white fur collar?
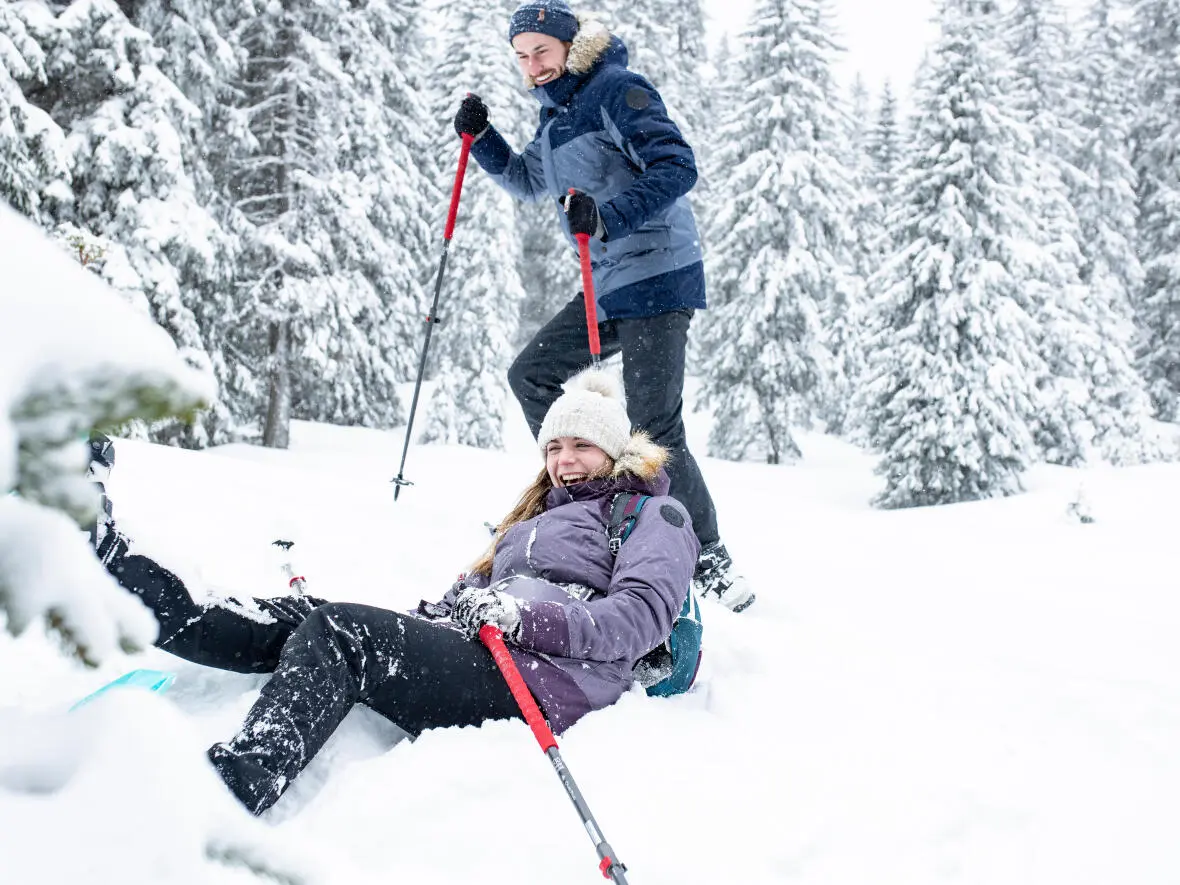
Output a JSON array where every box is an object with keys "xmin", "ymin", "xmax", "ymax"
[{"xmin": 612, "ymin": 431, "xmax": 669, "ymax": 482}]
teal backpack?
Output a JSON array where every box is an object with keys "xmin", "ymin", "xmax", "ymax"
[{"xmin": 607, "ymin": 493, "xmax": 704, "ymax": 697}]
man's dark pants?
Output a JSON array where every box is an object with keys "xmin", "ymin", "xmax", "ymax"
[{"xmin": 508, "ymin": 294, "xmax": 719, "ymax": 546}]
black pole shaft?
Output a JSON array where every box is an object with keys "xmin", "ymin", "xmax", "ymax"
[
  {"xmin": 545, "ymin": 746, "xmax": 630, "ymax": 884},
  {"xmin": 392, "ymin": 240, "xmax": 450, "ymax": 499},
  {"xmin": 392, "ymin": 133, "xmax": 471, "ymax": 499}
]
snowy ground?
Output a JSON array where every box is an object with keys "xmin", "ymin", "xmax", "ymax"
[{"xmin": 3, "ymin": 386, "xmax": 1180, "ymax": 885}]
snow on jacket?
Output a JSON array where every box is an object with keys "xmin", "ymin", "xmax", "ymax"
[
  {"xmin": 469, "ymin": 19, "xmax": 707, "ymax": 321},
  {"xmin": 418, "ymin": 436, "xmax": 699, "ymax": 733}
]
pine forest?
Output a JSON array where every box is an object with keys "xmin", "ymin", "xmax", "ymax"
[{"xmin": 3, "ymin": 0, "xmax": 1178, "ymax": 509}]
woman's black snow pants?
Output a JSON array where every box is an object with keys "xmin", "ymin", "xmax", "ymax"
[{"xmin": 106, "ymin": 552, "xmax": 521, "ymax": 814}]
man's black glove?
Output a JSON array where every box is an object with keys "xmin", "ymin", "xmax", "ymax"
[
  {"xmin": 454, "ymin": 93, "xmax": 489, "ymax": 139},
  {"xmin": 564, "ymin": 189, "xmax": 604, "ymax": 239}
]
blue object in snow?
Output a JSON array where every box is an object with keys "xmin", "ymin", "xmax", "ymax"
[{"xmin": 70, "ymin": 668, "xmax": 176, "ymax": 712}]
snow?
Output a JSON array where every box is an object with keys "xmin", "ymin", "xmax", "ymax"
[
  {"xmin": 0, "ymin": 207, "xmax": 209, "ymax": 481},
  {"xmin": 3, "ymin": 386, "xmax": 1180, "ymax": 884},
  {"xmin": 0, "ymin": 204, "xmax": 212, "ymax": 665}
]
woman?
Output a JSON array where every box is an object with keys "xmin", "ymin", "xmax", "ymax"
[{"xmin": 97, "ymin": 369, "xmax": 698, "ymax": 814}]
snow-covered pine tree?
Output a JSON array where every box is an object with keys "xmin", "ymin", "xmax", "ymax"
[
  {"xmin": 1074, "ymin": 0, "xmax": 1141, "ymax": 303},
  {"xmin": 1131, "ymin": 0, "xmax": 1180, "ymax": 422},
  {"xmin": 1003, "ymin": 0, "xmax": 1089, "ymax": 465},
  {"xmin": 419, "ymin": 0, "xmax": 526, "ymax": 448},
  {"xmin": 825, "ymin": 72, "xmax": 876, "ymax": 436},
  {"xmin": 1066, "ymin": 0, "xmax": 1158, "ymax": 462},
  {"xmin": 296, "ymin": 0, "xmax": 438, "ymax": 426},
  {"xmin": 866, "ymin": 80, "xmax": 902, "ymax": 215},
  {"xmin": 696, "ymin": 0, "xmax": 856, "ymax": 463},
  {"xmin": 337, "ymin": 0, "xmax": 439, "ymax": 372},
  {"xmin": 127, "ymin": 0, "xmax": 255, "ymax": 445},
  {"xmin": 663, "ymin": 0, "xmax": 713, "ymax": 149},
  {"xmin": 18, "ymin": 0, "xmax": 225, "ymax": 446},
  {"xmin": 228, "ymin": 3, "xmax": 344, "ymax": 448},
  {"xmin": 847, "ymin": 74, "xmax": 871, "ymax": 157},
  {"xmin": 131, "ymin": 0, "xmax": 245, "ymax": 205},
  {"xmin": 0, "ymin": 3, "xmax": 69, "ymax": 222},
  {"xmin": 852, "ymin": 81, "xmax": 905, "ymax": 412},
  {"xmin": 1, "ymin": 204, "xmax": 210, "ymax": 665},
  {"xmin": 853, "ymin": 0, "xmax": 1044, "ymax": 508},
  {"xmin": 1006, "ymin": 0, "xmax": 1154, "ymax": 464},
  {"xmin": 711, "ymin": 30, "xmax": 737, "ymax": 105},
  {"xmin": 227, "ymin": 0, "xmax": 433, "ymax": 447}
]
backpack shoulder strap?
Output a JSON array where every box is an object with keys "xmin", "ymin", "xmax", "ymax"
[{"xmin": 607, "ymin": 492, "xmax": 650, "ymax": 555}]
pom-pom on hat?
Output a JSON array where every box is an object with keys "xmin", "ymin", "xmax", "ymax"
[
  {"xmin": 537, "ymin": 368, "xmax": 632, "ymax": 459},
  {"xmin": 508, "ymin": 0, "xmax": 579, "ymax": 44}
]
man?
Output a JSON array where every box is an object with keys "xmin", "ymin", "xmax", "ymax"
[{"xmin": 452, "ymin": 0, "xmax": 754, "ymax": 612}]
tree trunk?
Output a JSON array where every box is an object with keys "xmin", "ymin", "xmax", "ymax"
[{"xmin": 263, "ymin": 317, "xmax": 291, "ymax": 449}]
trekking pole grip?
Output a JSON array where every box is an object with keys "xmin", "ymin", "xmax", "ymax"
[
  {"xmin": 570, "ymin": 189, "xmax": 602, "ymax": 364},
  {"xmin": 479, "ymin": 625, "xmax": 557, "ymax": 751},
  {"xmin": 445, "ymin": 133, "xmax": 475, "ymax": 242}
]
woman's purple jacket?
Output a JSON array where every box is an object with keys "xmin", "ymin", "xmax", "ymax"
[{"xmin": 419, "ymin": 468, "xmax": 698, "ymax": 733}]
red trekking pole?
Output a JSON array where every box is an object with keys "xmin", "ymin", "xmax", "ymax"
[
  {"xmin": 570, "ymin": 188, "xmax": 602, "ymax": 368},
  {"xmin": 392, "ymin": 131, "xmax": 474, "ymax": 500},
  {"xmin": 479, "ymin": 625, "xmax": 630, "ymax": 884}
]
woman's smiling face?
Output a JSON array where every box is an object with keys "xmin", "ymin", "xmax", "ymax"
[{"xmin": 545, "ymin": 437, "xmax": 610, "ymax": 487}]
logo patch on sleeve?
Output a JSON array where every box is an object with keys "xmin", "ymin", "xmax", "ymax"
[
  {"xmin": 625, "ymin": 87, "xmax": 650, "ymax": 110},
  {"xmin": 660, "ymin": 504, "xmax": 685, "ymax": 528}
]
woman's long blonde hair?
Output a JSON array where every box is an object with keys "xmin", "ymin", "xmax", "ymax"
[{"xmin": 467, "ymin": 456, "xmax": 614, "ymax": 578}]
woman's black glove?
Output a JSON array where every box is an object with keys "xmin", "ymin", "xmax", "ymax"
[
  {"xmin": 564, "ymin": 189, "xmax": 604, "ymax": 239},
  {"xmin": 454, "ymin": 93, "xmax": 489, "ymax": 139}
]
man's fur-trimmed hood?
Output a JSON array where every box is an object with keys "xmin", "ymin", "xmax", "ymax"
[
  {"xmin": 522, "ymin": 14, "xmax": 614, "ymax": 89},
  {"xmin": 565, "ymin": 15, "xmax": 613, "ymax": 77}
]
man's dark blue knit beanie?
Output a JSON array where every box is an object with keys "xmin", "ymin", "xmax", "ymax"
[{"xmin": 508, "ymin": 1, "xmax": 579, "ymax": 44}]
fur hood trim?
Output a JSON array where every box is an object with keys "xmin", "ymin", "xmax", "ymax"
[
  {"xmin": 566, "ymin": 16, "xmax": 612, "ymax": 76},
  {"xmin": 611, "ymin": 430, "xmax": 669, "ymax": 482},
  {"xmin": 522, "ymin": 14, "xmax": 612, "ymax": 88}
]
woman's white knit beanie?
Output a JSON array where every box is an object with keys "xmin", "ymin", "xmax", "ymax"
[{"xmin": 537, "ymin": 368, "xmax": 631, "ymax": 459}]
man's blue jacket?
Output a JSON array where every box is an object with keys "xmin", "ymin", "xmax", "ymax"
[{"xmin": 470, "ymin": 23, "xmax": 707, "ymax": 320}]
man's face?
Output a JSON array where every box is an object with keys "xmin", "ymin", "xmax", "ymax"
[{"xmin": 512, "ymin": 32, "xmax": 570, "ymax": 86}]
